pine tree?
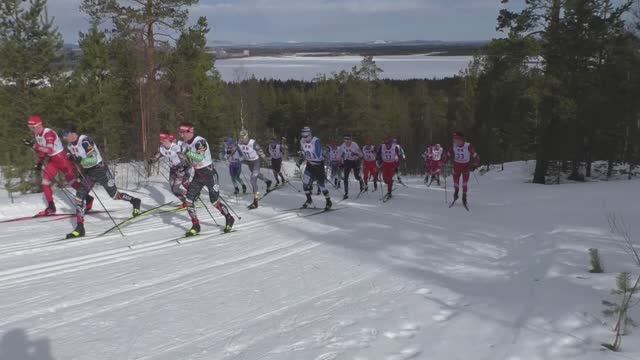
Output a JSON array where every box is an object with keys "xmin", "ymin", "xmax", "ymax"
[{"xmin": 0, "ymin": 0, "xmax": 63, "ymax": 187}]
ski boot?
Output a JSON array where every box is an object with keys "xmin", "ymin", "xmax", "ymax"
[
  {"xmin": 302, "ymin": 194, "xmax": 313, "ymax": 209},
  {"xmin": 343, "ymin": 193, "xmax": 349, "ymax": 200},
  {"xmin": 37, "ymin": 202, "xmax": 56, "ymax": 217},
  {"xmin": 85, "ymin": 195, "xmax": 94, "ymax": 212},
  {"xmin": 364, "ymin": 185, "xmax": 369, "ymax": 192},
  {"xmin": 453, "ymin": 189, "xmax": 459, "ymax": 202},
  {"xmin": 131, "ymin": 198, "xmax": 142, "ymax": 217},
  {"xmin": 275, "ymin": 180, "xmax": 281, "ymax": 187},
  {"xmin": 374, "ymin": 182, "xmax": 378, "ymax": 191},
  {"xmin": 224, "ymin": 215, "xmax": 235, "ymax": 233},
  {"xmin": 248, "ymin": 196, "xmax": 259, "ymax": 210},
  {"xmin": 242, "ymin": 184, "xmax": 247, "ymax": 194},
  {"xmin": 66, "ymin": 223, "xmax": 85, "ymax": 239},
  {"xmin": 462, "ymin": 193, "xmax": 468, "ymax": 207},
  {"xmin": 334, "ymin": 178, "xmax": 339, "ymax": 188},
  {"xmin": 234, "ymin": 187, "xmax": 240, "ymax": 196},
  {"xmin": 185, "ymin": 223, "xmax": 200, "ymax": 237},
  {"xmin": 325, "ymin": 197, "xmax": 332, "ymax": 210},
  {"xmin": 266, "ymin": 180, "xmax": 273, "ymax": 193}
]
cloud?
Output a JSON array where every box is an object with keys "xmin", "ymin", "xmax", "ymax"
[{"xmin": 46, "ymin": 0, "xmax": 508, "ymax": 43}]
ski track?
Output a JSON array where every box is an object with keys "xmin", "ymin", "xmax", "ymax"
[{"xmin": 1, "ymin": 161, "xmax": 640, "ymax": 359}]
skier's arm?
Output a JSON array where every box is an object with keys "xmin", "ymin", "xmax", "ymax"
[
  {"xmin": 32, "ymin": 131, "xmax": 58, "ymax": 156},
  {"xmin": 254, "ymin": 142, "xmax": 268, "ymax": 161},
  {"xmin": 469, "ymin": 144, "xmax": 480, "ymax": 166},
  {"xmin": 147, "ymin": 150, "xmax": 162, "ymax": 165}
]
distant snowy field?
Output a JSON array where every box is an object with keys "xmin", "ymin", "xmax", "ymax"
[
  {"xmin": 0, "ymin": 161, "xmax": 639, "ymax": 360},
  {"xmin": 216, "ymin": 55, "xmax": 473, "ymax": 81}
]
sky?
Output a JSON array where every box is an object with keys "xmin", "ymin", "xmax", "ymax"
[{"xmin": 49, "ymin": 0, "xmax": 518, "ymax": 44}]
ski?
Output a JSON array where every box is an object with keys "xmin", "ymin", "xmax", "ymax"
[
  {"xmin": 100, "ymin": 201, "xmax": 175, "ymax": 236},
  {"xmin": 449, "ymin": 198, "xmax": 458, "ymax": 208},
  {"xmin": 174, "ymin": 227, "xmax": 237, "ymax": 244},
  {"xmin": 297, "ymin": 207, "xmax": 346, "ymax": 218},
  {"xmin": 1, "ymin": 213, "xmax": 76, "ymax": 223},
  {"xmin": 382, "ymin": 194, "xmax": 393, "ymax": 203},
  {"xmin": 44, "ymin": 210, "xmax": 111, "ymax": 222}
]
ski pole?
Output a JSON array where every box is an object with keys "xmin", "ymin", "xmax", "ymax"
[
  {"xmin": 473, "ymin": 171, "xmax": 480, "ymax": 185},
  {"xmin": 444, "ymin": 170, "xmax": 448, "ymax": 204},
  {"xmin": 219, "ymin": 195, "xmax": 242, "ymax": 220},
  {"xmin": 198, "ymin": 198, "xmax": 219, "ymax": 226},
  {"xmin": 73, "ymin": 163, "xmax": 125, "ymax": 238}
]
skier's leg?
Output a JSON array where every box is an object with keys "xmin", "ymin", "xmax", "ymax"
[
  {"xmin": 452, "ymin": 166, "xmax": 461, "ymax": 198},
  {"xmin": 41, "ymin": 161, "xmax": 59, "ymax": 207},
  {"xmin": 462, "ymin": 169, "xmax": 470, "ymax": 195},
  {"xmin": 343, "ymin": 162, "xmax": 351, "ymax": 195},
  {"xmin": 170, "ymin": 169, "xmax": 187, "ymax": 203},
  {"xmin": 249, "ymin": 160, "xmax": 259, "ymax": 194},
  {"xmin": 185, "ymin": 174, "xmax": 204, "ymax": 226},
  {"xmin": 302, "ymin": 166, "xmax": 314, "ymax": 204}
]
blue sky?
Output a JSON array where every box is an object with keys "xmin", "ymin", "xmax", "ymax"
[{"xmin": 50, "ymin": 0, "xmax": 517, "ymax": 44}]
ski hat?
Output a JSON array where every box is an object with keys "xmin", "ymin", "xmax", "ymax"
[
  {"xmin": 27, "ymin": 115, "xmax": 43, "ymax": 127},
  {"xmin": 301, "ymin": 126, "xmax": 312, "ymax": 138},
  {"xmin": 452, "ymin": 131, "xmax": 464, "ymax": 140},
  {"xmin": 159, "ymin": 132, "xmax": 171, "ymax": 142},
  {"xmin": 364, "ymin": 137, "xmax": 372, "ymax": 145},
  {"xmin": 383, "ymin": 136, "xmax": 392, "ymax": 144},
  {"xmin": 169, "ymin": 134, "xmax": 176, "ymax": 142},
  {"xmin": 61, "ymin": 123, "xmax": 78, "ymax": 137},
  {"xmin": 343, "ymin": 134, "xmax": 352, "ymax": 141},
  {"xmin": 239, "ymin": 129, "xmax": 249, "ymax": 139},
  {"xmin": 224, "ymin": 136, "xmax": 235, "ymax": 145}
]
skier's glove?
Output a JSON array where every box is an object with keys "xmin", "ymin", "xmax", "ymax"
[
  {"xmin": 34, "ymin": 162, "xmax": 43, "ymax": 172},
  {"xmin": 22, "ymin": 138, "xmax": 34, "ymax": 147}
]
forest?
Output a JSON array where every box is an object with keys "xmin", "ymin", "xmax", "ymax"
[{"xmin": 1, "ymin": 0, "xmax": 639, "ymax": 186}]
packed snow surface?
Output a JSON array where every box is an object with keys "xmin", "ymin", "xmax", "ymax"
[{"xmin": 0, "ymin": 161, "xmax": 638, "ymax": 359}]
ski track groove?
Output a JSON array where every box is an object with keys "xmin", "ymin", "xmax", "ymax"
[
  {"xmin": 5, "ymin": 240, "xmax": 325, "ymax": 333},
  {"xmin": 0, "ymin": 210, "xmax": 298, "ymax": 259},
  {"xmin": 0, "ymin": 212, "xmax": 299, "ymax": 288},
  {"xmin": 136, "ymin": 270, "xmax": 383, "ymax": 360}
]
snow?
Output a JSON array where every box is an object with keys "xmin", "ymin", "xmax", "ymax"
[{"xmin": 0, "ymin": 161, "xmax": 639, "ymax": 359}]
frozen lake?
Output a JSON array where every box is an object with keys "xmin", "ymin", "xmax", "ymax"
[{"xmin": 216, "ymin": 54, "xmax": 473, "ymax": 81}]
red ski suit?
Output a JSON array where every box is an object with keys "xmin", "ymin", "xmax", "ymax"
[
  {"xmin": 32, "ymin": 128, "xmax": 78, "ymax": 202},
  {"xmin": 445, "ymin": 142, "xmax": 479, "ymax": 194}
]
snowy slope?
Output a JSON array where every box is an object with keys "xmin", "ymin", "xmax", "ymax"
[{"xmin": 0, "ymin": 161, "xmax": 639, "ymax": 360}]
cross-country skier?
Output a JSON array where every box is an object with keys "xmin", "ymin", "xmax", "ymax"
[
  {"xmin": 222, "ymin": 137, "xmax": 247, "ymax": 195},
  {"xmin": 237, "ymin": 129, "xmax": 272, "ymax": 209},
  {"xmin": 148, "ymin": 132, "xmax": 192, "ymax": 208},
  {"xmin": 424, "ymin": 143, "xmax": 444, "ymax": 186},
  {"xmin": 378, "ymin": 137, "xmax": 402, "ymax": 199},
  {"xmin": 421, "ymin": 145, "xmax": 431, "ymax": 183},
  {"xmin": 393, "ymin": 138, "xmax": 406, "ymax": 184},
  {"xmin": 445, "ymin": 132, "xmax": 480, "ymax": 207},
  {"xmin": 62, "ymin": 124, "xmax": 141, "ymax": 238},
  {"xmin": 361, "ymin": 137, "xmax": 378, "ymax": 192},
  {"xmin": 327, "ymin": 141, "xmax": 342, "ymax": 189},
  {"xmin": 268, "ymin": 138, "xmax": 286, "ymax": 185},
  {"xmin": 339, "ymin": 134, "xmax": 364, "ymax": 199},
  {"xmin": 298, "ymin": 126, "xmax": 332, "ymax": 209},
  {"xmin": 23, "ymin": 115, "xmax": 90, "ymax": 216},
  {"xmin": 179, "ymin": 122, "xmax": 234, "ymax": 236}
]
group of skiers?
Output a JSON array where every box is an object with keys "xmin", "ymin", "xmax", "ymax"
[{"xmin": 24, "ymin": 115, "xmax": 480, "ymax": 239}]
